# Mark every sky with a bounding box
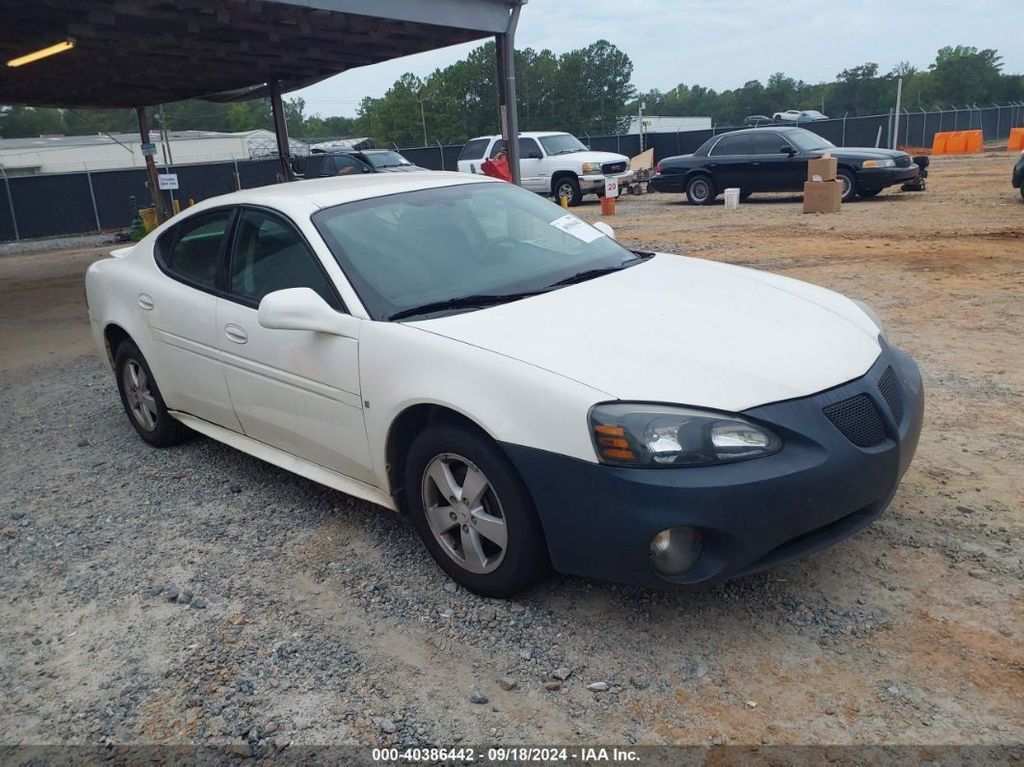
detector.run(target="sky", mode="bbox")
[293,0,1024,119]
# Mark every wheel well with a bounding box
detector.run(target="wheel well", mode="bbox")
[103,324,131,366]
[551,171,577,195]
[385,404,490,513]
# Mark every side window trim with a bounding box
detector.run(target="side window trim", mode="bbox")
[223,205,348,314]
[153,205,238,296]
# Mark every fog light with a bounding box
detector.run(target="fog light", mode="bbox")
[650,526,702,575]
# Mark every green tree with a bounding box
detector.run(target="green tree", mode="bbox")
[927,46,1003,105]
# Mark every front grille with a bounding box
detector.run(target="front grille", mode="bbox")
[823,394,887,447]
[896,155,912,167]
[877,366,904,425]
[602,161,627,175]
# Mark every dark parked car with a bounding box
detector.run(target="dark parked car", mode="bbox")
[744,114,775,127]
[293,149,422,178]
[1013,152,1024,200]
[650,127,920,204]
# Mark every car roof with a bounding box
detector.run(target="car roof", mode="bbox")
[186,172,498,214]
[468,131,569,141]
[716,126,802,136]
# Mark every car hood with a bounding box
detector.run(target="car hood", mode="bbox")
[569,151,629,165]
[408,254,882,412]
[376,165,425,172]
[830,147,909,161]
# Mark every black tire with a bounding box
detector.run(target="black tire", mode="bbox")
[685,174,716,205]
[553,175,582,207]
[859,188,882,198]
[1019,186,1023,202]
[114,339,186,447]
[405,422,550,597]
[837,169,858,202]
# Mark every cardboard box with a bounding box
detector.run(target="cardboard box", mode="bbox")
[807,156,838,182]
[803,180,842,214]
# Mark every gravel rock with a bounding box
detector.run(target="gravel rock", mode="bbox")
[164,583,181,602]
[630,676,651,690]
[587,682,609,692]
[190,597,207,609]
[498,676,517,691]
[147,584,163,597]
[544,681,562,692]
[10,511,25,520]
[373,717,397,734]
[176,588,194,605]
[469,692,488,705]
[551,667,572,681]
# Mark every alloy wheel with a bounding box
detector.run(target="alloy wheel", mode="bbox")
[689,178,710,203]
[420,453,507,574]
[122,359,158,432]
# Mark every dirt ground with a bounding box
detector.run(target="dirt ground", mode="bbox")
[1,151,1021,752]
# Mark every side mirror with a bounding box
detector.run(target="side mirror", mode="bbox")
[593,221,616,240]
[258,288,358,338]
[781,146,797,156]
[528,150,542,159]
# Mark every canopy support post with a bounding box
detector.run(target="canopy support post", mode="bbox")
[269,79,294,182]
[136,106,170,223]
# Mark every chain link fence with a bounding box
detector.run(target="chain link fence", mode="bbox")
[3,104,1023,242]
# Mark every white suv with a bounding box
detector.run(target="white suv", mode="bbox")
[457,131,634,206]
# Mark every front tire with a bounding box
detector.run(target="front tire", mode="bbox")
[554,176,582,207]
[114,339,186,447]
[685,174,716,205]
[405,422,550,597]
[838,169,858,202]
[859,187,882,198]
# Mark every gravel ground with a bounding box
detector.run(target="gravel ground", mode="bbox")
[0,152,1021,753]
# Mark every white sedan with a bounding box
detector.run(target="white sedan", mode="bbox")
[86,173,923,596]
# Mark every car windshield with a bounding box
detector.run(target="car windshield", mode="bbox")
[364,151,413,169]
[787,129,836,152]
[538,134,587,155]
[312,182,641,321]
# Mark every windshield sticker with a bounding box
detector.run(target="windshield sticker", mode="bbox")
[549,214,604,243]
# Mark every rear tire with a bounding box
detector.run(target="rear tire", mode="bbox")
[838,169,858,202]
[685,174,716,205]
[405,422,550,598]
[859,188,882,198]
[554,176,582,207]
[114,340,186,447]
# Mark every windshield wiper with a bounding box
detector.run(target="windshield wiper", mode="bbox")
[547,256,650,288]
[388,291,547,321]
[553,148,583,155]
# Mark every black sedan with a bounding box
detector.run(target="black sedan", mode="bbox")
[293,149,422,178]
[1013,152,1024,201]
[650,127,920,204]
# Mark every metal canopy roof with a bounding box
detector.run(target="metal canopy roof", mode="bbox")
[0,0,521,108]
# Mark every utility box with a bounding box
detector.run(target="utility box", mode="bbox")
[807,156,838,182]
[803,181,842,214]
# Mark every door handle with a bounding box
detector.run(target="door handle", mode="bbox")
[224,324,248,345]
[138,294,154,310]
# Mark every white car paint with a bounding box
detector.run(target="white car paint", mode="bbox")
[86,172,883,512]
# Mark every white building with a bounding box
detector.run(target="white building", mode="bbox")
[0,129,308,176]
[627,116,712,134]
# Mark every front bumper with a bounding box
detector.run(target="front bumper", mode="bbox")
[858,165,919,189]
[503,342,924,589]
[579,170,635,194]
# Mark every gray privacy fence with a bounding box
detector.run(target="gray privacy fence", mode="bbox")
[3,104,1023,242]
[0,158,282,242]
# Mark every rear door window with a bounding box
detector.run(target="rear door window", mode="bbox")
[709,133,753,156]
[157,209,233,290]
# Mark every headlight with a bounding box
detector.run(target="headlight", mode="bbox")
[590,404,782,468]
[862,159,895,168]
[581,162,602,174]
[853,299,887,339]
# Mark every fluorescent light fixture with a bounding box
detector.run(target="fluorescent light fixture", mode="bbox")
[7,39,76,68]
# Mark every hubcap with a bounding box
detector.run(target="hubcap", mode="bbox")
[690,180,709,201]
[840,175,852,200]
[421,453,507,575]
[122,359,158,432]
[558,183,574,201]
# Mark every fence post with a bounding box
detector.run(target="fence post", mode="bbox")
[232,156,241,191]
[841,113,847,146]
[921,108,927,148]
[1,165,19,241]
[953,107,959,131]
[84,163,101,232]
[436,139,445,171]
[904,109,910,147]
